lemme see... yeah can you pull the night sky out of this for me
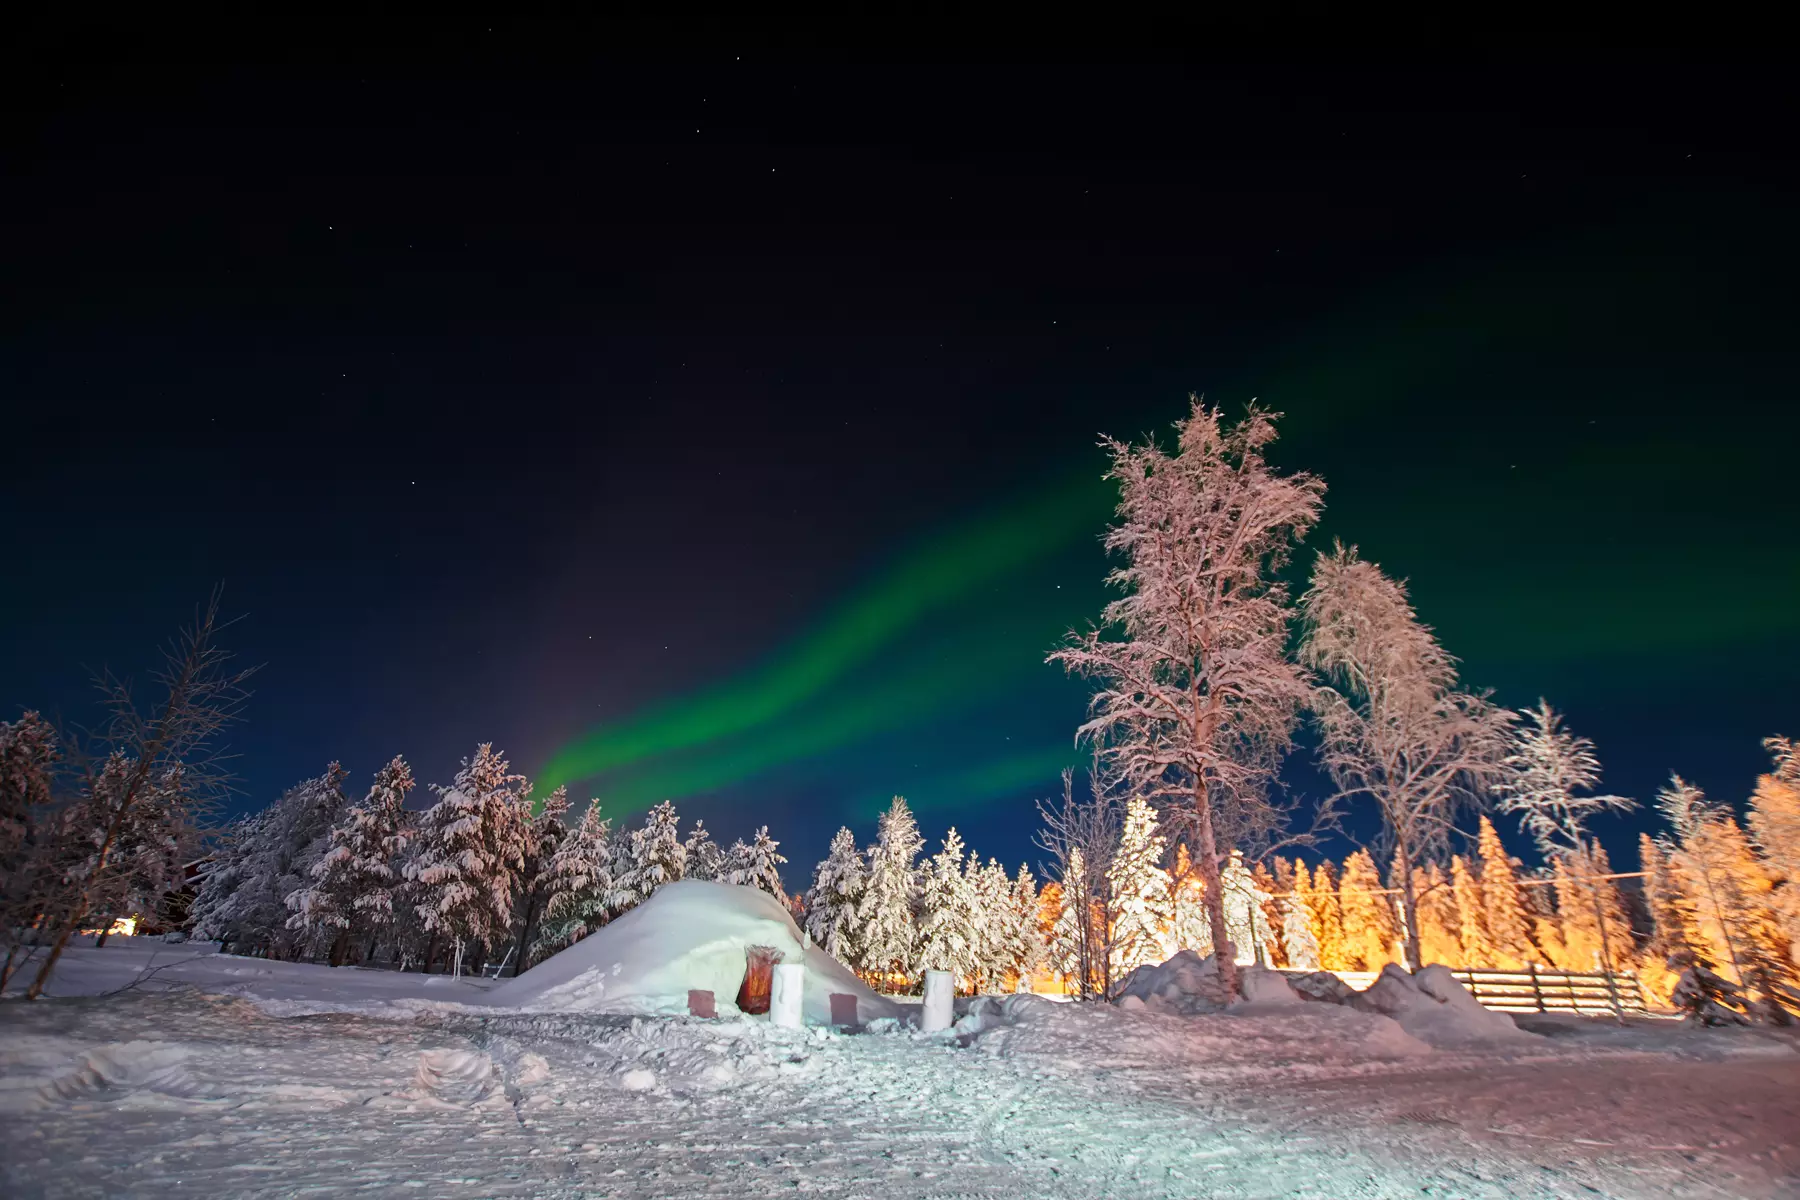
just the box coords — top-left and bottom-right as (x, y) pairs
(5, 28), (1797, 885)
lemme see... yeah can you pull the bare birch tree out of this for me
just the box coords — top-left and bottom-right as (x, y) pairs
(23, 592), (255, 998)
(1050, 399), (1323, 997)
(1034, 767), (1121, 999)
(1299, 542), (1512, 971)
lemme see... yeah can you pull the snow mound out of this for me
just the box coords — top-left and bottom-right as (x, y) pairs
(1114, 949), (1233, 1013)
(1287, 970), (1357, 1005)
(1354, 964), (1532, 1046)
(962, 990), (1430, 1068)
(1114, 951), (1300, 1013)
(486, 881), (899, 1026)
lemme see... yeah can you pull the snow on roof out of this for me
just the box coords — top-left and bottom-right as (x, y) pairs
(486, 880), (901, 1026)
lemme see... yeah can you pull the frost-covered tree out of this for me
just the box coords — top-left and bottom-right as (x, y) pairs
(1750, 736), (1800, 948)
(21, 597), (254, 999)
(1035, 769), (1120, 997)
(284, 756), (414, 965)
(725, 826), (787, 901)
(966, 856), (1014, 991)
(1409, 863), (1460, 967)
(1497, 700), (1636, 984)
(1300, 544), (1513, 970)
(804, 826), (866, 965)
(193, 763), (349, 958)
(532, 797), (613, 961)
(608, 800), (685, 916)
(1658, 776), (1800, 1022)
(1499, 702), (1635, 857)
(682, 820), (727, 882)
(1450, 854), (1492, 966)
(1050, 400), (1324, 999)
(0, 712), (58, 891)
(1220, 850), (1275, 966)
(917, 828), (977, 984)
(1170, 843), (1214, 956)
(1106, 794), (1172, 976)
(407, 745), (526, 975)
(857, 796), (923, 986)
(508, 784), (570, 974)
(1279, 889), (1321, 971)
(1006, 863), (1045, 987)
(1475, 816), (1537, 967)
(1337, 849), (1398, 971)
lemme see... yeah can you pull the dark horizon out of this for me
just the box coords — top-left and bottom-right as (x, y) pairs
(5, 33), (1797, 884)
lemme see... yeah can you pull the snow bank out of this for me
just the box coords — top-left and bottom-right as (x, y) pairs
(486, 881), (899, 1026)
(1354, 963), (1532, 1046)
(1114, 950), (1301, 1013)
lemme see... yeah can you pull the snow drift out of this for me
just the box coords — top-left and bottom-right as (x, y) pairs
(1353, 963), (1531, 1046)
(486, 881), (900, 1025)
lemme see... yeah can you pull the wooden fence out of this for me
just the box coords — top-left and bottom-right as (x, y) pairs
(1449, 966), (1647, 1015)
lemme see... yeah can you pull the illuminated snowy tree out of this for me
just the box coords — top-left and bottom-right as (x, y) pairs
(1169, 843), (1213, 956)
(1337, 849), (1397, 971)
(1476, 816), (1537, 967)
(1300, 543), (1512, 970)
(508, 783), (570, 973)
(1411, 863), (1461, 967)
(1450, 854), (1492, 966)
(917, 828), (977, 983)
(1220, 850), (1274, 966)
(533, 797), (613, 960)
(609, 800), (686, 916)
(857, 796), (923, 986)
(725, 826), (787, 902)
(803, 826), (865, 964)
(682, 820), (727, 882)
(408, 745), (526, 975)
(1749, 736), (1800, 947)
(1006, 864), (1045, 987)
(286, 755), (415, 965)
(1051, 400), (1323, 998)
(1107, 794), (1172, 976)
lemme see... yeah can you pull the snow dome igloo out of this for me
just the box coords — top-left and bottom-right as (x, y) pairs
(486, 880), (899, 1025)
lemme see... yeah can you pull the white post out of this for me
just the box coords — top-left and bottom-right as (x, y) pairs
(921, 969), (954, 1032)
(770, 963), (805, 1029)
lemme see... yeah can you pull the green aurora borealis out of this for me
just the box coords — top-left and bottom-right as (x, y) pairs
(536, 197), (1799, 858)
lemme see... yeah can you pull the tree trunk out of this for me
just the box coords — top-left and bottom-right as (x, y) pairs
(1192, 782), (1237, 1000)
(514, 895), (541, 978)
(1396, 840), (1422, 971)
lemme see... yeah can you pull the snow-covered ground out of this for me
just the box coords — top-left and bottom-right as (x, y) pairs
(5, 936), (1799, 1199)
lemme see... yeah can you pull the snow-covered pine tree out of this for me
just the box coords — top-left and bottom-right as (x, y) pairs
(1750, 736), (1800, 949)
(407, 745), (526, 975)
(284, 756), (415, 965)
(1048, 850), (1089, 988)
(1279, 869), (1322, 971)
(0, 711), (58, 892)
(1635, 832), (1686, 1006)
(804, 826), (866, 966)
(967, 856), (1013, 992)
(1498, 700), (1637, 981)
(725, 826), (787, 901)
(1106, 794), (1172, 976)
(532, 797), (613, 961)
(1450, 854), (1492, 966)
(1220, 850), (1274, 966)
(1050, 401), (1323, 1000)
(1006, 863), (1045, 989)
(508, 783), (570, 974)
(78, 753), (188, 944)
(1476, 815), (1537, 967)
(916, 828), (977, 986)
(1411, 863), (1460, 967)
(1300, 544), (1513, 971)
(856, 796), (923, 987)
(1550, 842), (1632, 973)
(1659, 776), (1800, 1021)
(1337, 849), (1398, 971)
(608, 800), (686, 916)
(193, 764), (349, 958)
(683, 820), (727, 882)
(1170, 842), (1213, 956)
